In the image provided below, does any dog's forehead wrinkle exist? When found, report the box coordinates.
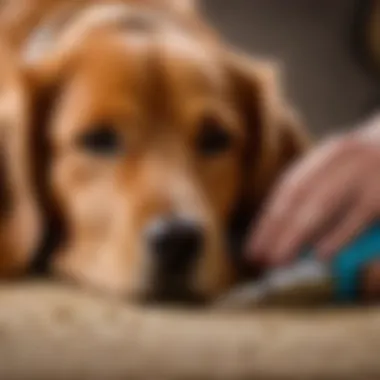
[107,35,222,124]
[121,28,221,77]
[126,36,225,116]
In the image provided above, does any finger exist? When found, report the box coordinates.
[249,165,329,258]
[248,138,359,257]
[266,149,375,266]
[315,161,380,259]
[316,199,374,259]
[267,171,357,265]
[251,152,364,264]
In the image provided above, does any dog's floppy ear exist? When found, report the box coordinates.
[0,40,44,276]
[226,50,311,206]
[0,39,66,276]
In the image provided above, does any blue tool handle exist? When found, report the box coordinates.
[304,222,380,302]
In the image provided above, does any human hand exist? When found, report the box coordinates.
[247,116,380,266]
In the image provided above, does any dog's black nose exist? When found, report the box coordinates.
[146,218,204,273]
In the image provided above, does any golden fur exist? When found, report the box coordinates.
[0,0,309,301]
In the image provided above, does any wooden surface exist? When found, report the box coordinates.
[0,282,380,380]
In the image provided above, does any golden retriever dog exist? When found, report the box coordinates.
[0,0,309,303]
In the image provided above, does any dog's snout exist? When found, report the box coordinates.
[146,218,204,273]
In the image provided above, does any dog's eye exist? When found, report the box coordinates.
[196,117,232,156]
[77,126,123,156]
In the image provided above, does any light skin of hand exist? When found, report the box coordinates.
[247,114,380,267]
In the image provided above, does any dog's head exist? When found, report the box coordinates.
[0,3,309,302]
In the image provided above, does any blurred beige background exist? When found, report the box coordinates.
[203,0,379,136]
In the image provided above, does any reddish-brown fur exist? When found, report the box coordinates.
[0,0,309,301]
